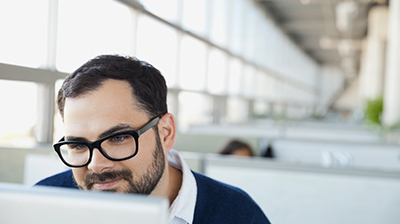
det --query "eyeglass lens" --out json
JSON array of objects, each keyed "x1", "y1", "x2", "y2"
[{"x1": 58, "y1": 133, "x2": 137, "y2": 166}]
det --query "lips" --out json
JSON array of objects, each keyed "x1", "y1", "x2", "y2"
[
  {"x1": 83, "y1": 170, "x2": 133, "y2": 191},
  {"x1": 92, "y1": 178, "x2": 122, "y2": 190}
]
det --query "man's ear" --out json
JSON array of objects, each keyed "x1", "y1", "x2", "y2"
[{"x1": 157, "y1": 113, "x2": 176, "y2": 152}]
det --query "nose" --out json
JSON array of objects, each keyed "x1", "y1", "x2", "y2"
[{"x1": 87, "y1": 148, "x2": 114, "y2": 173}]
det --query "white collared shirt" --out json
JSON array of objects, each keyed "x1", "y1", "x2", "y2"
[{"x1": 166, "y1": 149, "x2": 197, "y2": 224}]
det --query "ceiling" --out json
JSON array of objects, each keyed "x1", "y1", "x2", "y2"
[{"x1": 256, "y1": 0, "x2": 388, "y2": 75}]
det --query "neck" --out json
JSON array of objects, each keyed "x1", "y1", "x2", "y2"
[
  {"x1": 150, "y1": 164, "x2": 183, "y2": 206},
  {"x1": 167, "y1": 165, "x2": 183, "y2": 205}
]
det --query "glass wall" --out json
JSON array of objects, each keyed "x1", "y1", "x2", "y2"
[
  {"x1": 0, "y1": 0, "x2": 321, "y2": 146},
  {"x1": 0, "y1": 80, "x2": 38, "y2": 146},
  {"x1": 0, "y1": 0, "x2": 48, "y2": 68},
  {"x1": 56, "y1": 0, "x2": 133, "y2": 73}
]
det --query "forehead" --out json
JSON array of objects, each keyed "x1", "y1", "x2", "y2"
[
  {"x1": 233, "y1": 148, "x2": 252, "y2": 156},
  {"x1": 63, "y1": 79, "x2": 148, "y2": 138}
]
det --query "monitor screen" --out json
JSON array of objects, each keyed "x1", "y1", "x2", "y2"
[{"x1": 0, "y1": 183, "x2": 168, "y2": 224}]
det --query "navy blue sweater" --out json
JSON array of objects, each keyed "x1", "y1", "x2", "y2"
[{"x1": 36, "y1": 170, "x2": 270, "y2": 224}]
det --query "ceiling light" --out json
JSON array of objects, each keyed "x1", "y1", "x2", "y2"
[
  {"x1": 300, "y1": 0, "x2": 311, "y2": 5},
  {"x1": 319, "y1": 36, "x2": 338, "y2": 50},
  {"x1": 338, "y1": 39, "x2": 356, "y2": 57},
  {"x1": 336, "y1": 1, "x2": 359, "y2": 32}
]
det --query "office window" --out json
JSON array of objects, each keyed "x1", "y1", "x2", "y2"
[
  {"x1": 242, "y1": 65, "x2": 255, "y2": 98},
  {"x1": 137, "y1": 15, "x2": 178, "y2": 88},
  {"x1": 271, "y1": 30, "x2": 286, "y2": 76},
  {"x1": 255, "y1": 17, "x2": 268, "y2": 66},
  {"x1": 0, "y1": 80, "x2": 38, "y2": 146},
  {"x1": 263, "y1": 18, "x2": 278, "y2": 69},
  {"x1": 290, "y1": 86, "x2": 314, "y2": 105},
  {"x1": 285, "y1": 85, "x2": 296, "y2": 102},
  {"x1": 273, "y1": 104, "x2": 286, "y2": 117},
  {"x1": 281, "y1": 41, "x2": 297, "y2": 80},
  {"x1": 207, "y1": 48, "x2": 228, "y2": 94},
  {"x1": 303, "y1": 91, "x2": 316, "y2": 105},
  {"x1": 140, "y1": 0, "x2": 179, "y2": 23},
  {"x1": 56, "y1": 0, "x2": 133, "y2": 73},
  {"x1": 0, "y1": 0, "x2": 48, "y2": 68},
  {"x1": 210, "y1": 0, "x2": 229, "y2": 47},
  {"x1": 179, "y1": 35, "x2": 207, "y2": 91},
  {"x1": 53, "y1": 79, "x2": 64, "y2": 143},
  {"x1": 178, "y1": 91, "x2": 212, "y2": 129},
  {"x1": 275, "y1": 80, "x2": 284, "y2": 102},
  {"x1": 255, "y1": 70, "x2": 268, "y2": 99},
  {"x1": 229, "y1": 0, "x2": 245, "y2": 55},
  {"x1": 253, "y1": 100, "x2": 270, "y2": 117},
  {"x1": 167, "y1": 92, "x2": 178, "y2": 118},
  {"x1": 227, "y1": 97, "x2": 248, "y2": 123},
  {"x1": 287, "y1": 105, "x2": 309, "y2": 120},
  {"x1": 227, "y1": 58, "x2": 243, "y2": 95},
  {"x1": 182, "y1": 0, "x2": 208, "y2": 36},
  {"x1": 243, "y1": 0, "x2": 257, "y2": 61},
  {"x1": 299, "y1": 56, "x2": 319, "y2": 87},
  {"x1": 255, "y1": 71, "x2": 277, "y2": 101}
]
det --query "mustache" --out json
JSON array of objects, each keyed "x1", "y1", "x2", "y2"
[{"x1": 84, "y1": 169, "x2": 133, "y2": 190}]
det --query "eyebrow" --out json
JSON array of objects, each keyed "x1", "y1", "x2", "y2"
[
  {"x1": 64, "y1": 124, "x2": 135, "y2": 142},
  {"x1": 98, "y1": 124, "x2": 134, "y2": 139}
]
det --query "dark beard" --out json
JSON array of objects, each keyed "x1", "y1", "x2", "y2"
[{"x1": 74, "y1": 133, "x2": 165, "y2": 195}]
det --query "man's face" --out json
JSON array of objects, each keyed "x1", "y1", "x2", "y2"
[{"x1": 62, "y1": 79, "x2": 166, "y2": 194}]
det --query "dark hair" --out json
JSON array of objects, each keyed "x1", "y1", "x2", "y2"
[
  {"x1": 219, "y1": 140, "x2": 254, "y2": 156},
  {"x1": 261, "y1": 144, "x2": 275, "y2": 158},
  {"x1": 57, "y1": 54, "x2": 168, "y2": 119}
]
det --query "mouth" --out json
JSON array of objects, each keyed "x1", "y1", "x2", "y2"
[{"x1": 92, "y1": 178, "x2": 122, "y2": 190}]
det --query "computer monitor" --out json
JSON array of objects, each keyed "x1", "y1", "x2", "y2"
[{"x1": 0, "y1": 182, "x2": 169, "y2": 224}]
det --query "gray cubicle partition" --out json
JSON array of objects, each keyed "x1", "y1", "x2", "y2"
[
  {"x1": 259, "y1": 139, "x2": 400, "y2": 171},
  {"x1": 204, "y1": 155, "x2": 400, "y2": 224},
  {"x1": 184, "y1": 123, "x2": 400, "y2": 171},
  {"x1": 0, "y1": 146, "x2": 53, "y2": 184}
]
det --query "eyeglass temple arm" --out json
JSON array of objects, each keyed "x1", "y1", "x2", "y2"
[{"x1": 137, "y1": 116, "x2": 160, "y2": 136}]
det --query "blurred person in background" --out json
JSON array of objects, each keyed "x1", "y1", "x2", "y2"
[
  {"x1": 219, "y1": 140, "x2": 254, "y2": 157},
  {"x1": 261, "y1": 144, "x2": 275, "y2": 158}
]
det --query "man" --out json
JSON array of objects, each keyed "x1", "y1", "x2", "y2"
[{"x1": 36, "y1": 55, "x2": 271, "y2": 224}]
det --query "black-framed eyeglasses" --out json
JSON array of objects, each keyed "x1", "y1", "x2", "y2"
[{"x1": 54, "y1": 116, "x2": 160, "y2": 168}]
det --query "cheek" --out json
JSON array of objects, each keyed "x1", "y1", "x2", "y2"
[
  {"x1": 123, "y1": 149, "x2": 153, "y2": 170},
  {"x1": 123, "y1": 135, "x2": 157, "y2": 170},
  {"x1": 72, "y1": 168, "x2": 86, "y2": 184},
  {"x1": 139, "y1": 131, "x2": 158, "y2": 155}
]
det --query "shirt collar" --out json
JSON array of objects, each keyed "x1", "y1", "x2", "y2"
[{"x1": 167, "y1": 149, "x2": 197, "y2": 224}]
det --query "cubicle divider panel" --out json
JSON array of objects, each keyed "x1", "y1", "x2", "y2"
[
  {"x1": 259, "y1": 138, "x2": 400, "y2": 171},
  {"x1": 0, "y1": 147, "x2": 52, "y2": 184},
  {"x1": 204, "y1": 155, "x2": 400, "y2": 224}
]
